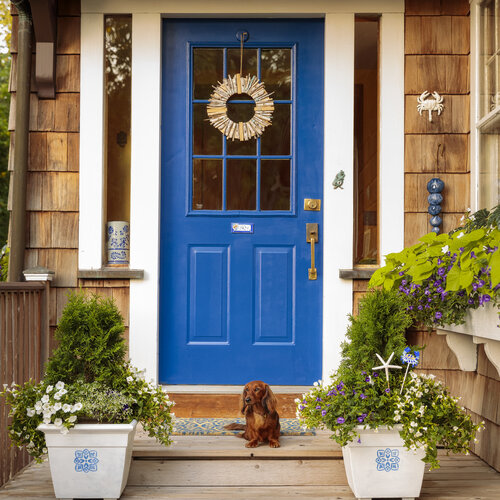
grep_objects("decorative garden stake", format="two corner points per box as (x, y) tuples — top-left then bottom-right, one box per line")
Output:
(400, 347), (420, 394)
(427, 177), (445, 234)
(417, 91), (444, 122)
(332, 170), (345, 189)
(372, 352), (402, 389)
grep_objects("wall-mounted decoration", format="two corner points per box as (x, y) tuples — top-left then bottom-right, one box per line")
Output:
(106, 221), (130, 266)
(427, 177), (445, 234)
(417, 91), (444, 122)
(332, 170), (345, 189)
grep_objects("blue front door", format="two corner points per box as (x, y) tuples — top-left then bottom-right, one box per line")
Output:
(160, 19), (324, 385)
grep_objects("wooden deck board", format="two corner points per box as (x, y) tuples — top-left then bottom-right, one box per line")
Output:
(1, 433), (500, 499)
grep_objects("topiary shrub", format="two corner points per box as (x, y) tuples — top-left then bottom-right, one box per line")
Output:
(338, 289), (412, 380)
(44, 292), (127, 385)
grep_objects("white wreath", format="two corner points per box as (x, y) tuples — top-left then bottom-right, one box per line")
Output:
(206, 73), (274, 141)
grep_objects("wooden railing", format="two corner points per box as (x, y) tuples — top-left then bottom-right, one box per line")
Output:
(0, 282), (48, 487)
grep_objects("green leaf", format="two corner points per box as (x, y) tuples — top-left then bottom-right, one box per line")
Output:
(490, 250), (500, 288)
(459, 269), (474, 289)
(445, 265), (461, 291)
(419, 232), (437, 244)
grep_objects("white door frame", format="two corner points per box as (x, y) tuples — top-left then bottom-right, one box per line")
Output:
(79, 0), (405, 384)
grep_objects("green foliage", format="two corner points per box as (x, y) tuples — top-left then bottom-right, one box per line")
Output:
(44, 293), (127, 385)
(1, 292), (174, 461)
(339, 290), (412, 380)
(369, 206), (500, 329)
(297, 370), (482, 470)
(0, 1), (11, 247)
(0, 243), (8, 281)
(297, 288), (482, 469)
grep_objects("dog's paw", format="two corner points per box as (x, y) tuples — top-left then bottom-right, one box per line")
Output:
(245, 440), (259, 448)
(269, 440), (280, 448)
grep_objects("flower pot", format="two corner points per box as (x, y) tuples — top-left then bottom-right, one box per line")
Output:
(342, 426), (425, 500)
(106, 221), (130, 266)
(38, 420), (137, 500)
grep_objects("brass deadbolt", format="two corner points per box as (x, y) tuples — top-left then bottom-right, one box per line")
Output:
(304, 198), (321, 211)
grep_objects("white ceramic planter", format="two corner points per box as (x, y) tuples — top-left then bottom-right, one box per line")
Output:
(38, 420), (137, 500)
(342, 426), (425, 500)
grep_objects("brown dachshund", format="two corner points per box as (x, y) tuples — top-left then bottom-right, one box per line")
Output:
(225, 380), (281, 448)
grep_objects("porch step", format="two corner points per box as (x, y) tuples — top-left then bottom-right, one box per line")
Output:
(131, 429), (345, 488)
(169, 392), (303, 418)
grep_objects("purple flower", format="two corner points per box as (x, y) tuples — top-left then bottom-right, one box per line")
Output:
(357, 438), (362, 443)
(373, 373), (379, 378)
(471, 251), (477, 259)
(468, 298), (475, 305)
(327, 390), (337, 397)
(357, 416), (365, 423)
(316, 397), (322, 402)
(315, 405), (321, 410)
(299, 405), (305, 410)
(321, 410), (327, 417)
(336, 382), (344, 390)
(384, 388), (391, 394)
(362, 413), (367, 418)
(436, 287), (443, 293)
(473, 283), (479, 291)
(418, 305), (423, 311)
(402, 279), (407, 285)
(438, 267), (446, 276)
(360, 393), (367, 399)
(339, 390), (345, 396)
(435, 311), (442, 319)
(398, 271), (404, 276)
(365, 376), (371, 383)
(480, 294), (491, 305)
(337, 417), (345, 424)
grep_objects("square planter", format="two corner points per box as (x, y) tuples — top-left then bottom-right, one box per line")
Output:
(38, 420), (137, 500)
(342, 426), (425, 500)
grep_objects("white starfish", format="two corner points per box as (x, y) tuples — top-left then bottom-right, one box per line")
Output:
(372, 352), (402, 388)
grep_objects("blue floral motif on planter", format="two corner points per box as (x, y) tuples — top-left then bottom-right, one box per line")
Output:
(74, 448), (99, 473)
(376, 448), (400, 472)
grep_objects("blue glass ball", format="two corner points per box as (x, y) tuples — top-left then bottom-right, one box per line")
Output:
(428, 204), (442, 215)
(430, 215), (442, 227)
(431, 226), (441, 234)
(427, 177), (445, 193)
(428, 193), (443, 205)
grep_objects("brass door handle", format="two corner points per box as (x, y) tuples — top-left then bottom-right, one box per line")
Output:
(306, 223), (318, 280)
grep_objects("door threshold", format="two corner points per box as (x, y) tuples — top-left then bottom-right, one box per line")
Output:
(162, 385), (312, 394)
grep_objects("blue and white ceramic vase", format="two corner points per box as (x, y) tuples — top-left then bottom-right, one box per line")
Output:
(106, 221), (130, 266)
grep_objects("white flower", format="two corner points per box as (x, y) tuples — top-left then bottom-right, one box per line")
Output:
(456, 232), (464, 239)
(394, 415), (401, 422)
(45, 385), (54, 393)
(55, 381), (65, 390)
(53, 392), (61, 400)
(43, 417), (51, 424)
(53, 402), (62, 411)
(313, 381), (319, 387)
(294, 398), (301, 404)
(41, 395), (49, 403)
(60, 427), (69, 435)
(126, 376), (134, 383)
(59, 388), (67, 395)
(67, 415), (77, 423)
(73, 402), (83, 411)
(441, 245), (449, 254)
(453, 426), (458, 431)
(415, 431), (422, 437)
(53, 418), (63, 427)
(410, 421), (418, 427)
(42, 403), (50, 411)
(34, 401), (43, 411)
(62, 404), (72, 413)
(42, 447), (48, 454)
(26, 408), (35, 417)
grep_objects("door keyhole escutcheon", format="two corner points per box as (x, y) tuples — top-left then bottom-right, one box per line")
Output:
(307, 223), (318, 280)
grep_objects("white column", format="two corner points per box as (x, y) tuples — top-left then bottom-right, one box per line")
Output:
(322, 13), (355, 381)
(129, 14), (162, 382)
(79, 14), (104, 269)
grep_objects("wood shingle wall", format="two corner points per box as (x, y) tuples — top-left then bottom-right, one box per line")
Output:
(404, 0), (500, 472)
(8, 0), (130, 354)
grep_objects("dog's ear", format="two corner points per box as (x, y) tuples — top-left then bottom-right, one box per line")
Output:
(240, 387), (247, 415)
(262, 384), (277, 414)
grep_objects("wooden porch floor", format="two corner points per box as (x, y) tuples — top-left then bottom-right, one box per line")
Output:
(1, 429), (500, 499)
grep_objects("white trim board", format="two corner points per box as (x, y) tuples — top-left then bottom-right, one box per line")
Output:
(79, 2), (405, 384)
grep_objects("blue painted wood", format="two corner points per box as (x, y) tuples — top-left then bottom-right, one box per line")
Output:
(160, 19), (324, 385)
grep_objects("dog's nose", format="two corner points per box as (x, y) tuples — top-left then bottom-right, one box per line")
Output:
(245, 397), (251, 403)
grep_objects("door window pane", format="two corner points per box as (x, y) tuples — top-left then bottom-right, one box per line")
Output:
(260, 160), (290, 210)
(226, 160), (256, 210)
(193, 48), (223, 99)
(193, 159), (222, 210)
(227, 48), (258, 76)
(260, 104), (290, 155)
(193, 103), (222, 155)
(261, 49), (291, 100)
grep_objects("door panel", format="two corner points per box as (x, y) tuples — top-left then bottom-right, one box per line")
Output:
(160, 19), (324, 385)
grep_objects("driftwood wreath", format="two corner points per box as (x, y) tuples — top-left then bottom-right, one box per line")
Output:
(206, 73), (274, 141)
